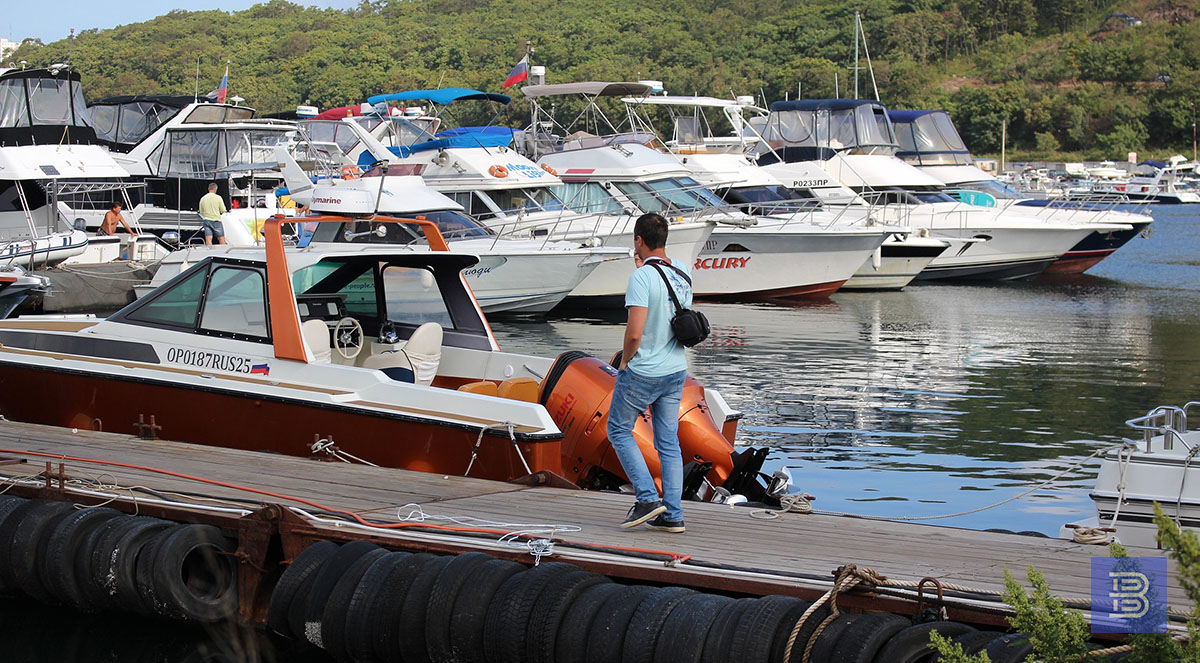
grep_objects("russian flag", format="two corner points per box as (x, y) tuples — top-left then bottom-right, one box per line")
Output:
(250, 363), (270, 375)
(503, 55), (529, 89)
(216, 62), (229, 104)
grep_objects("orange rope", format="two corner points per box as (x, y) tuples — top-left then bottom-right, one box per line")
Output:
(0, 446), (691, 562)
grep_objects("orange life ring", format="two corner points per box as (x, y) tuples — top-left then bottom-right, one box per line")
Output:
(341, 165), (360, 180)
(489, 165), (509, 178)
(540, 163), (558, 176)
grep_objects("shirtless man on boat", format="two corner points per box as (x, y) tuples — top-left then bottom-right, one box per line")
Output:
(100, 202), (137, 237)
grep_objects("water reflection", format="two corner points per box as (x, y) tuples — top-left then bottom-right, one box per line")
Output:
(491, 207), (1200, 535)
(0, 600), (331, 662)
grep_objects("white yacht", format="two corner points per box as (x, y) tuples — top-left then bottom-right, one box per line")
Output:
(622, 94), (944, 291)
(754, 99), (1126, 281)
(1062, 402), (1200, 548)
(1092, 155), (1200, 204)
(888, 109), (1152, 273)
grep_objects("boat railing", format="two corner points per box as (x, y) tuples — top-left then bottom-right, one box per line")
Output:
(1126, 404), (1194, 452)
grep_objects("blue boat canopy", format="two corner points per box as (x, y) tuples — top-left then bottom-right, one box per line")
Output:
(1138, 160), (1167, 169)
(887, 110), (943, 123)
(366, 88), (511, 107)
(768, 99), (882, 112)
(356, 126), (515, 165)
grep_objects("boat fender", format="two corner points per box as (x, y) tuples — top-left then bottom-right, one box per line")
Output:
(540, 163), (558, 176)
(341, 165), (360, 180)
(871, 246), (882, 271)
(1141, 226), (1153, 238)
(488, 165), (509, 178)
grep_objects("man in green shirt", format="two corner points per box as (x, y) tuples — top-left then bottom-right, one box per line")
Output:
(198, 182), (227, 246)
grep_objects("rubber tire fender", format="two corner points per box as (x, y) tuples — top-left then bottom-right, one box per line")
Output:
(153, 524), (240, 623)
(482, 562), (578, 663)
(0, 495), (27, 594)
(728, 595), (806, 663)
(807, 613), (860, 663)
(319, 546), (390, 658)
(115, 519), (180, 615)
(622, 586), (697, 663)
(293, 540), (382, 646)
(393, 554), (455, 663)
(872, 620), (977, 663)
(369, 552), (437, 662)
(447, 557), (526, 663)
(583, 584), (659, 663)
(785, 603), (833, 662)
(652, 593), (735, 663)
(526, 568), (610, 663)
(76, 514), (134, 610)
(556, 583), (628, 663)
(767, 599), (816, 663)
(983, 633), (1035, 663)
(266, 540), (338, 639)
(828, 612), (911, 663)
(702, 597), (756, 663)
(3, 499), (74, 600)
(342, 551), (411, 663)
(423, 552), (495, 663)
(39, 506), (122, 609)
(933, 631), (1005, 660)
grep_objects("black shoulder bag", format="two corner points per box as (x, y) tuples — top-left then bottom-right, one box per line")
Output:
(646, 260), (710, 347)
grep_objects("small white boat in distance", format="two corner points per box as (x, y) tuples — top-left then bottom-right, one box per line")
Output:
(1062, 401), (1200, 548)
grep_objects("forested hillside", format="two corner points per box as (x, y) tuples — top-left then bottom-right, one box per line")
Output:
(7, 0), (1200, 159)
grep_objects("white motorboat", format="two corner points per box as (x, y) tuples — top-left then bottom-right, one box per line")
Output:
(1062, 402), (1200, 548)
(888, 109), (1152, 273)
(755, 99), (1125, 281)
(1091, 155), (1200, 204)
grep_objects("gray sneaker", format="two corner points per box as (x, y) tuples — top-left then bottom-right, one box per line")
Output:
(645, 514), (685, 533)
(620, 500), (666, 528)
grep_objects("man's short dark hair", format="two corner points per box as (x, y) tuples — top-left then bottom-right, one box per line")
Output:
(110, 201), (121, 210)
(634, 213), (668, 250)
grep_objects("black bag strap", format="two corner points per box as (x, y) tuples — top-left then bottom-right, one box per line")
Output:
(647, 261), (686, 314)
(645, 257), (692, 285)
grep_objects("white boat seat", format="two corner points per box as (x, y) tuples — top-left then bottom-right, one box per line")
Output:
(362, 322), (442, 386)
(301, 319), (332, 364)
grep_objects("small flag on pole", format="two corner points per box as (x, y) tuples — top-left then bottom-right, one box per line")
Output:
(216, 62), (229, 103)
(503, 55), (529, 88)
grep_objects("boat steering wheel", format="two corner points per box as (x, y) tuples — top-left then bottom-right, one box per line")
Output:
(333, 317), (364, 360)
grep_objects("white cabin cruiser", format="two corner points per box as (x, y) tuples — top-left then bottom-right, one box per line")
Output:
(888, 109), (1152, 274)
(1062, 402), (1200, 548)
(622, 94), (943, 292)
(755, 99), (1125, 281)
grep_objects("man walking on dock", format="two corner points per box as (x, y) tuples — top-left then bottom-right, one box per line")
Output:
(198, 182), (227, 246)
(609, 213), (691, 533)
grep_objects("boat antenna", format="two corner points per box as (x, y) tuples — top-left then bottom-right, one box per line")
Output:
(859, 12), (880, 101)
(67, 28), (74, 63)
(368, 160), (389, 223)
(853, 11), (859, 99)
(834, 72), (839, 99)
(194, 56), (200, 102)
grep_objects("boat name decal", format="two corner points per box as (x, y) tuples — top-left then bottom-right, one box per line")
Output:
(311, 196), (342, 205)
(504, 163), (545, 179)
(555, 392), (577, 422)
(791, 179), (829, 188)
(695, 257), (751, 270)
(462, 265), (496, 278)
(165, 347), (259, 374)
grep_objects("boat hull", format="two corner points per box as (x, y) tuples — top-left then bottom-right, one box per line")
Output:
(692, 228), (884, 300)
(564, 222), (713, 301)
(915, 226), (1090, 282)
(842, 238), (949, 291)
(460, 252), (605, 315)
(0, 360), (560, 483)
(1043, 223), (1150, 274)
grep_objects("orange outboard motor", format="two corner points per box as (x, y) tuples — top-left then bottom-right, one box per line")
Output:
(538, 351), (736, 492)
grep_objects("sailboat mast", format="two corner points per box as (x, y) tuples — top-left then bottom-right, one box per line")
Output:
(853, 11), (860, 99)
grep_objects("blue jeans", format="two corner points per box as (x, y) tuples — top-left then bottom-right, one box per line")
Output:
(607, 368), (688, 521)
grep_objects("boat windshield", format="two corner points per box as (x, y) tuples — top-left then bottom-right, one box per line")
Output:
(954, 179), (1023, 200)
(370, 116), (439, 147)
(723, 185), (819, 214)
(313, 210), (493, 243)
(90, 100), (183, 146)
(552, 181), (627, 215)
(487, 187), (568, 215)
(614, 177), (728, 214)
(158, 128), (292, 177)
(299, 120), (363, 153)
(893, 112), (972, 166)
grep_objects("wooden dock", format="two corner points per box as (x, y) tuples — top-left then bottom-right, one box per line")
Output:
(0, 419), (1187, 629)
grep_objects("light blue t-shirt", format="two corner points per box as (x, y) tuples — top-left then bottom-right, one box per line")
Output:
(625, 257), (692, 377)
